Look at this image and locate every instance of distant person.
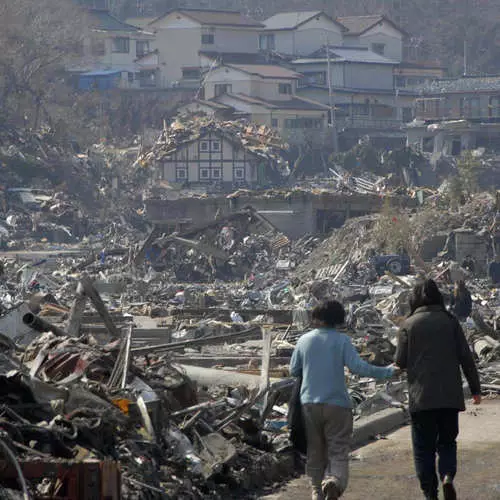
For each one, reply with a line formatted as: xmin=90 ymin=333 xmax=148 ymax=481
xmin=461 ymin=254 xmax=475 ymax=274
xmin=395 ymin=279 xmax=481 ymax=500
xmin=290 ymin=300 xmax=397 ymax=500
xmin=489 ymin=255 xmax=500 ymax=286
xmin=450 ymin=280 xmax=472 ymax=321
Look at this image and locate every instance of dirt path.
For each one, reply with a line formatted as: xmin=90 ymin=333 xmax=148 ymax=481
xmin=261 ymin=398 xmax=500 ymax=500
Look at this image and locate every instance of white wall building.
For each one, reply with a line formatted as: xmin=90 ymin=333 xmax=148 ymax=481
xmin=337 ymin=15 xmax=405 ymax=62
xmin=200 ymin=64 xmax=329 ymax=142
xmin=148 ymin=9 xmax=262 ymax=87
xmin=71 ymin=8 xmax=157 ymax=89
xmin=260 ymin=11 xmax=345 ymax=56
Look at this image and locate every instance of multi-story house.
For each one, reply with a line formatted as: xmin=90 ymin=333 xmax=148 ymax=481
xmin=186 ymin=63 xmax=330 ymax=144
xmin=408 ymin=75 xmax=500 ymax=155
xmin=259 ymin=11 xmax=345 ymax=56
xmin=292 ymin=46 xmax=415 ymax=142
xmin=71 ymin=8 xmax=158 ymax=89
xmin=337 ymin=15 xmax=405 ymax=62
xmin=156 ymin=127 xmax=274 ymax=188
xmin=147 ymin=9 xmax=263 ymax=88
xmin=394 ymin=61 xmax=446 ymax=90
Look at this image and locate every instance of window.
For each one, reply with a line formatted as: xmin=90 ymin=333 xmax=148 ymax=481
xmin=489 ymin=96 xmax=500 ymax=117
xmin=402 ymin=107 xmax=413 ymax=122
xmin=176 ymin=168 xmax=187 ymax=180
xmin=136 ymin=40 xmax=150 ymax=57
xmin=201 ymin=33 xmax=214 ymax=44
xmin=279 ymin=83 xmax=292 ymax=95
xmin=407 ymin=77 xmax=425 ymax=86
xmin=299 ymin=71 xmax=327 ymax=87
xmin=212 ymin=141 xmax=220 ymax=151
xmin=128 ymin=72 xmax=134 ymax=83
xmin=214 ymin=84 xmax=232 ymax=97
xmin=212 ymin=168 xmax=221 ymax=179
xmin=394 ymin=75 xmax=406 ymax=88
xmin=91 ymin=38 xmax=106 ymax=56
xmin=461 ymin=97 xmax=481 ymax=118
xmin=200 ymin=141 xmax=209 ymax=151
xmin=271 ymin=118 xmax=278 ymax=128
xmin=200 ymin=168 xmax=209 ymax=179
xmin=182 ymin=68 xmax=201 ymax=80
xmin=113 ymin=37 xmax=130 ymax=53
xmin=234 ymin=167 xmax=245 ymax=180
xmin=259 ymin=34 xmax=276 ymax=50
xmin=139 ymin=70 xmax=157 ymax=88
xmin=284 ymin=118 xmax=323 ymax=129
xmin=371 ymin=43 xmax=386 ymax=55
xmin=469 ymin=97 xmax=480 ymax=117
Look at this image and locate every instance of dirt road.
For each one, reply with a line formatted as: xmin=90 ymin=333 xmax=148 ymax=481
xmin=261 ymin=398 xmax=500 ymax=500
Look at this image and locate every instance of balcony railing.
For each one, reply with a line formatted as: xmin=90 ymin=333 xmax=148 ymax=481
xmin=415 ymin=106 xmax=500 ymax=121
xmin=339 ymin=116 xmax=403 ymax=130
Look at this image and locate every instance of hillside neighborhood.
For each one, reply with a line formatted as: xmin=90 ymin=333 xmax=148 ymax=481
xmin=72 ymin=7 xmax=444 ymax=149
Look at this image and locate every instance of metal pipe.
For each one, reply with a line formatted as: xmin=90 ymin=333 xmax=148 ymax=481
xmin=131 ymin=326 xmax=262 ymax=355
xmin=22 ymin=312 xmax=67 ymax=337
xmin=0 ymin=436 xmax=31 ymax=500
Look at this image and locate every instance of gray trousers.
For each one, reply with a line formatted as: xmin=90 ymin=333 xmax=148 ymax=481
xmin=303 ymin=404 xmax=353 ymax=495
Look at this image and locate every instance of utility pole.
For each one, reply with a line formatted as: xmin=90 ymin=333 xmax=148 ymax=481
xmin=463 ymin=39 xmax=468 ymax=76
xmin=325 ymin=37 xmax=339 ymax=153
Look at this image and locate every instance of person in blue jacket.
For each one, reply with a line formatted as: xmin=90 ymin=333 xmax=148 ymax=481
xmin=290 ymin=300 xmax=397 ymax=500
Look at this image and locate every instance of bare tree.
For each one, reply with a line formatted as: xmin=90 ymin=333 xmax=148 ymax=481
xmin=0 ymin=0 xmax=87 ymax=130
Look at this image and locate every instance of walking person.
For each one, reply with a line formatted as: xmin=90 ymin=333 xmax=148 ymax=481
xmin=395 ymin=279 xmax=481 ymax=500
xmin=290 ymin=300 xmax=397 ymax=500
xmin=450 ymin=280 xmax=472 ymax=321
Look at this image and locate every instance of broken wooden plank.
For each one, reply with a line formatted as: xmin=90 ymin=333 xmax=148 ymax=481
xmin=120 ymin=324 xmax=133 ymax=389
xmin=66 ymin=282 xmax=88 ymax=336
xmin=80 ymin=274 xmax=120 ymax=339
xmin=131 ymin=326 xmax=261 ymax=355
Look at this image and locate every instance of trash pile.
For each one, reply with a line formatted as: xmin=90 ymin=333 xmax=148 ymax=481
xmin=0 ymin=122 xmax=499 ymax=498
xmin=135 ymin=116 xmax=290 ymax=176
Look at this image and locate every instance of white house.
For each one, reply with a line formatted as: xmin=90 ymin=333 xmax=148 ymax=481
xmin=337 ymin=15 xmax=406 ymax=62
xmin=73 ymin=8 xmax=157 ymax=89
xmin=68 ymin=8 xmax=157 ymax=89
xmin=147 ymin=9 xmax=263 ymax=87
xmin=157 ymin=129 xmax=273 ymax=187
xmin=260 ymin=11 xmax=345 ymax=56
xmin=201 ymin=64 xmax=330 ymax=142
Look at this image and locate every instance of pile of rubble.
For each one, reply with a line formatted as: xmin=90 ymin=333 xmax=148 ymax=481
xmin=135 ymin=116 xmax=290 ymax=174
xmin=0 ymin=125 xmax=498 ymax=498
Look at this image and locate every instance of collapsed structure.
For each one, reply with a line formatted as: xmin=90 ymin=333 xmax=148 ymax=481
xmin=136 ymin=116 xmax=290 ymax=189
xmin=0 ymin=122 xmax=498 ymax=499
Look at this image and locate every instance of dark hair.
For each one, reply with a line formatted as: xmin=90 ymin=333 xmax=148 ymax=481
xmin=409 ymin=279 xmax=445 ymax=315
xmin=311 ymin=300 xmax=345 ymax=327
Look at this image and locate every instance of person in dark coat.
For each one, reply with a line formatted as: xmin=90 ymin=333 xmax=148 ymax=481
xmin=489 ymin=255 xmax=500 ymax=286
xmin=450 ymin=280 xmax=472 ymax=321
xmin=395 ymin=279 xmax=481 ymax=500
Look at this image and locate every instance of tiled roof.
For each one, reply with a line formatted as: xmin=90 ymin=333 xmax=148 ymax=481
xmin=152 ymin=9 xmax=263 ymax=27
xmin=419 ymin=75 xmax=500 ymax=94
xmin=221 ymin=93 xmax=329 ymax=111
xmin=299 ymin=46 xmax=398 ymax=65
xmin=227 ymin=64 xmax=302 ymax=79
xmin=263 ymin=11 xmax=345 ymax=31
xmin=337 ymin=15 xmax=384 ymax=35
xmin=200 ymin=52 xmax=273 ymax=65
xmin=87 ymin=9 xmax=140 ymax=32
xmin=125 ymin=17 xmax=157 ymax=28
xmin=337 ymin=15 xmax=405 ymax=35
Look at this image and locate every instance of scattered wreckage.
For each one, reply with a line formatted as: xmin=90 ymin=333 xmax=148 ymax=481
xmin=0 ymin=128 xmax=498 ymax=498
